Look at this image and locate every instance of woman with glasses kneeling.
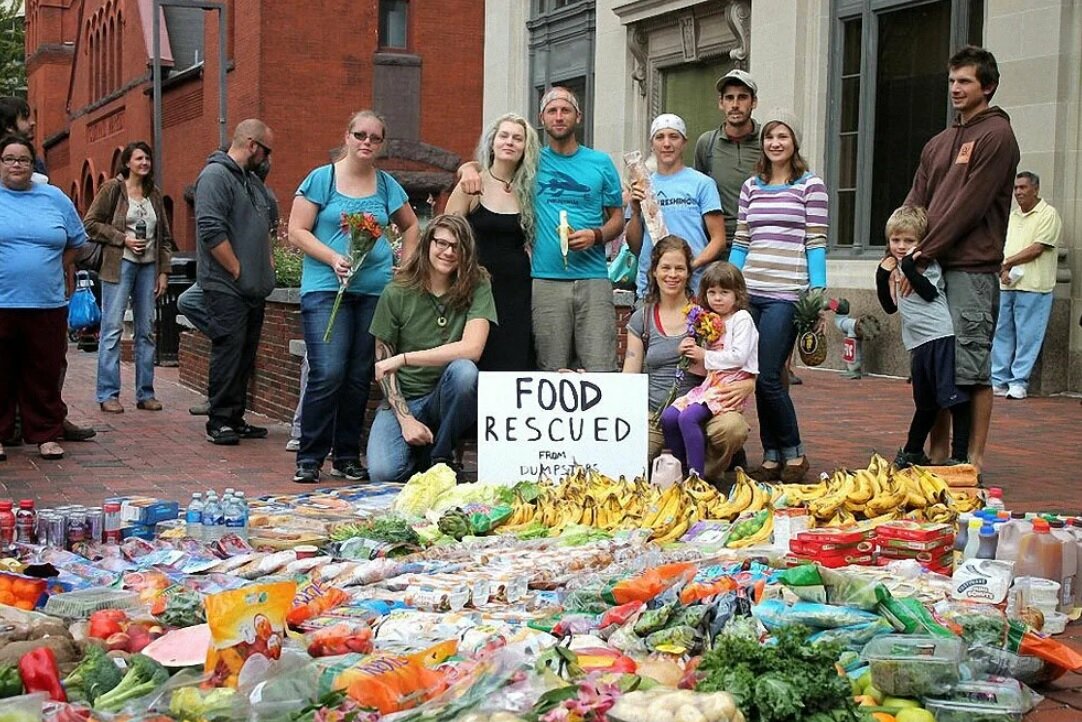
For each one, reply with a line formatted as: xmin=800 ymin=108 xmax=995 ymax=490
xmin=366 ymin=214 xmax=496 ymax=483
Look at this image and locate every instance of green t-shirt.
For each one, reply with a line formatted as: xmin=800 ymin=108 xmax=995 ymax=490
xmin=369 ymin=279 xmax=498 ymax=399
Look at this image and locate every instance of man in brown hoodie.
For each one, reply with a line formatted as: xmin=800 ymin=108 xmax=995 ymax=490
xmin=905 ymin=46 xmax=1020 ymax=472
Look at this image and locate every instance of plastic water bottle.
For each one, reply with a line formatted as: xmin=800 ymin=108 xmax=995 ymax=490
xmin=223 ymin=494 xmax=245 ymax=540
xmin=234 ymin=491 xmax=250 ymax=542
xmin=185 ymin=493 xmax=204 ymax=541
xmin=202 ymin=492 xmax=223 ymax=542
xmin=987 ymin=487 xmax=1005 ymax=510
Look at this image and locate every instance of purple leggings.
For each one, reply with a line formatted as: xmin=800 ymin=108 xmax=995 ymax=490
xmin=659 ymin=402 xmax=712 ymax=475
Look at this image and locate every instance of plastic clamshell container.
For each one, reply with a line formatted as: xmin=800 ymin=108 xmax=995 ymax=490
xmin=42 ymin=586 xmax=141 ymax=618
xmin=861 ymin=634 xmax=966 ymax=697
xmin=923 ymin=678 xmax=1028 ymax=722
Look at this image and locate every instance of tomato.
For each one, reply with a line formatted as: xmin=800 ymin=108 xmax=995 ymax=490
xmin=89 ymin=608 xmax=129 ymax=638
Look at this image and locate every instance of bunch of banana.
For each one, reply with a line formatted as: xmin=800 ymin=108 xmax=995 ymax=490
xmin=808 ymin=471 xmax=851 ymax=521
xmin=777 ymin=480 xmax=829 ymax=507
xmin=702 ymin=470 xmax=754 ymax=520
xmin=500 ymin=498 xmax=538 ymax=529
xmin=653 ymin=506 xmax=699 ymax=544
xmin=684 ymin=472 xmax=723 ymax=520
xmin=643 ymin=483 xmax=691 ymax=540
xmin=947 ymin=490 xmax=982 ymax=513
xmin=925 ymin=503 xmax=958 ymax=524
xmin=864 ymin=469 xmax=908 ymax=517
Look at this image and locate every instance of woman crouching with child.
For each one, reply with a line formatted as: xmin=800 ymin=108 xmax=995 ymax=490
xmin=660 ymin=262 xmax=759 ymax=477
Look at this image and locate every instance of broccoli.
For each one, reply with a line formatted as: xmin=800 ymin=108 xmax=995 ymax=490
xmin=63 ymin=646 xmax=124 ymax=705
xmin=93 ymin=653 xmax=169 ymax=712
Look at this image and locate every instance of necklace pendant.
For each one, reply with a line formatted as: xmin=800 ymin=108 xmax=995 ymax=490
xmin=437 ymin=316 xmax=448 ymax=328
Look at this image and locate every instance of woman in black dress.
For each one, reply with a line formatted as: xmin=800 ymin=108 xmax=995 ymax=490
xmin=446 ymin=113 xmax=540 ymax=370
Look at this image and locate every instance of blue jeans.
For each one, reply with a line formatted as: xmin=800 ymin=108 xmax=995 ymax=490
xmin=97 ymin=260 xmax=157 ymax=403
xmin=991 ymin=289 xmax=1054 ymax=390
xmin=748 ymin=295 xmax=803 ymax=462
xmin=298 ymin=291 xmax=378 ymax=467
xmin=366 ymin=359 xmax=479 ymax=482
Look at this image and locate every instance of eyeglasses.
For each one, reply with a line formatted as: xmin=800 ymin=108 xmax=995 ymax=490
xmin=350 ymin=131 xmax=384 ymax=144
xmin=250 ymin=138 xmax=272 ymax=156
xmin=1 ymin=156 xmax=33 ymax=167
xmin=432 ymin=238 xmax=459 ymax=254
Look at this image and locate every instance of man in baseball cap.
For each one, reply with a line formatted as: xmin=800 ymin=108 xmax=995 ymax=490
xmin=694 ymin=68 xmax=761 ymax=259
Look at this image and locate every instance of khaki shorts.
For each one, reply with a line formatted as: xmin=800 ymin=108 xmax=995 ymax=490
xmin=648 ymin=410 xmax=749 ymax=483
xmin=532 ymin=278 xmax=617 ymax=372
xmin=943 ymin=270 xmax=999 ymax=386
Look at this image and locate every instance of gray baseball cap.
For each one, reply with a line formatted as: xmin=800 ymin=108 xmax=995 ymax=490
xmin=715 ymin=69 xmax=758 ymax=96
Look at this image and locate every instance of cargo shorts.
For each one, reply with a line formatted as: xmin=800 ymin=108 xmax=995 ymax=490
xmin=943 ymin=270 xmax=999 ymax=386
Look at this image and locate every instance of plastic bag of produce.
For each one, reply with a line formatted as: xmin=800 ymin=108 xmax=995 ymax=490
xmin=607 ymin=619 xmax=649 ymax=656
xmin=806 ymin=617 xmax=894 ymax=649
xmin=932 ymin=600 xmax=1009 ymax=647
xmin=876 ymin=595 xmax=956 ymax=638
xmin=777 ymin=565 xmax=886 ymax=610
xmin=752 ymin=599 xmax=880 ymax=630
xmin=317 ymin=652 xmax=448 ymax=714
xmin=633 ymin=601 xmax=677 ymax=636
xmin=645 ymin=624 xmax=701 ymax=655
xmin=204 ymin=580 xmax=295 ymax=688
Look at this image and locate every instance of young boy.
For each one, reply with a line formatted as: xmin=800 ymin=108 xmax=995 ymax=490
xmin=876 ymin=206 xmax=971 ymax=467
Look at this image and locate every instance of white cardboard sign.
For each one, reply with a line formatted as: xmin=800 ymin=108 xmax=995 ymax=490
xmin=478 ymin=371 xmax=649 ymax=482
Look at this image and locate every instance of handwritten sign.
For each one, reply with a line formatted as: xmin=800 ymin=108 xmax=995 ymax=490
xmin=478 ymin=372 xmax=649 ymax=482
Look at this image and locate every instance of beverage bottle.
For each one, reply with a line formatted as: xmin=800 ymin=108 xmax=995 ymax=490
xmin=953 ymin=512 xmax=972 ymax=568
xmin=995 ymin=517 xmax=1033 ymax=562
xmin=219 ymin=491 xmax=234 ymax=539
xmin=651 ymin=450 xmax=682 ymax=489
xmin=234 ymin=491 xmax=249 ymax=542
xmin=223 ymin=494 xmax=245 ymax=539
xmin=0 ymin=500 xmax=15 ymax=549
xmin=202 ymin=493 xmax=222 ymax=542
xmin=962 ymin=517 xmax=982 ymax=560
xmin=975 ymin=523 xmax=999 ymax=559
xmin=185 ymin=493 xmax=205 ymax=541
xmin=1049 ymin=519 xmax=1078 ymax=612
xmin=134 ymin=218 xmax=147 ymax=255
xmin=15 ymin=500 xmax=37 ymax=544
xmin=986 ymin=487 xmax=1005 ymax=510
xmin=1014 ymin=519 xmax=1063 ymax=599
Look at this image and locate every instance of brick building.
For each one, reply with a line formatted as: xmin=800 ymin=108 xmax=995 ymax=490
xmin=23 ymin=0 xmax=484 ymax=250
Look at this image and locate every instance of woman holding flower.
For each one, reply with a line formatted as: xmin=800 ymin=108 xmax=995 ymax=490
xmin=288 ymin=110 xmax=420 ymax=484
xmin=622 ymin=236 xmax=753 ymax=482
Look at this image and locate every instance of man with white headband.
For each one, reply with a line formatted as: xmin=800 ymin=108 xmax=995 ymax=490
xmin=458 ymin=87 xmax=624 ymax=371
xmin=626 ymin=113 xmax=725 ymax=298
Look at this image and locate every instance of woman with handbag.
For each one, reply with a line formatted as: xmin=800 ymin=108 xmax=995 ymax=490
xmin=0 ymin=134 xmax=88 ymax=460
xmin=83 ymin=141 xmax=175 ymax=413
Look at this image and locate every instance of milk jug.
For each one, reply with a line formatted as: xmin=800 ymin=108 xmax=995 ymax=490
xmin=651 ymin=450 xmax=682 ymax=489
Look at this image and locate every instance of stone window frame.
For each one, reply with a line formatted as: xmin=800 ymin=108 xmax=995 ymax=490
xmin=379 ymin=0 xmax=410 ymax=51
xmin=527 ymin=0 xmax=598 ymax=145
xmin=825 ymin=0 xmax=984 ymax=256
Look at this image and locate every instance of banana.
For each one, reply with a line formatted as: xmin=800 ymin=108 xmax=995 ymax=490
xmin=654 ymin=507 xmax=697 ymax=544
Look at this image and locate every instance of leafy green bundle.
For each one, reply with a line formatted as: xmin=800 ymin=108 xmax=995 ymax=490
xmin=696 ymin=624 xmax=862 ymax=722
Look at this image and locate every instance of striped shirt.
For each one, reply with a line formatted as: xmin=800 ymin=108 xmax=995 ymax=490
xmin=732 ymin=172 xmax=829 ymax=301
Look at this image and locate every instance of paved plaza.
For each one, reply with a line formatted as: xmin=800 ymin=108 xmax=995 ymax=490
xmin=1 ymin=348 xmax=1080 ymax=718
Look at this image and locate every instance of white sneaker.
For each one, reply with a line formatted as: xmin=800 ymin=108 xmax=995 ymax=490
xmin=992 ymin=385 xmax=1009 ymax=397
xmin=1006 ymin=384 xmax=1027 ymax=399
xmin=285 ymin=438 xmax=300 ymax=451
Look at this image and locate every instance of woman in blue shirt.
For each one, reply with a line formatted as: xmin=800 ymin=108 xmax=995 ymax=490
xmin=0 ymin=135 xmax=88 ymax=461
xmin=287 ymin=110 xmax=420 ymax=484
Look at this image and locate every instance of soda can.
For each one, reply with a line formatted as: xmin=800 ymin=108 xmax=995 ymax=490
xmin=46 ymin=512 xmax=67 ymax=549
xmin=85 ymin=507 xmax=104 ymax=544
xmin=66 ymin=510 xmax=87 ymax=547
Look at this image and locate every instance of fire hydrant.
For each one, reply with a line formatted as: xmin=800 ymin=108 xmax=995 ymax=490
xmin=828 ymin=298 xmax=881 ymax=380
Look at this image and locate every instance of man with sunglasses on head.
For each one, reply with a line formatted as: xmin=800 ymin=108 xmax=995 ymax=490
xmin=194 ymin=119 xmax=278 ymax=445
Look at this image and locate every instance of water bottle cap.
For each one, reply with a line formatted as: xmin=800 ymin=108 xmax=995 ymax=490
xmin=979 ymin=523 xmax=996 ymax=535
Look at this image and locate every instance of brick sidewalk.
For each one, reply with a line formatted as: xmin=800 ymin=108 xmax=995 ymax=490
xmin=1 ymin=347 xmax=1080 ymax=717
xmin=2 ymin=346 xmax=1078 ymax=512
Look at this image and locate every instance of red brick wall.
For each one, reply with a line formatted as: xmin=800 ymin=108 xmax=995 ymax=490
xmin=179 ymin=297 xmax=636 ymax=423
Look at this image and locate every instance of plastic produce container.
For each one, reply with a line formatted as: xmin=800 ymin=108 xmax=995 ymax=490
xmin=923 ymin=678 xmax=1029 ymax=722
xmin=42 ymin=586 xmax=141 ymax=618
xmin=861 ymin=634 xmax=966 ymax=697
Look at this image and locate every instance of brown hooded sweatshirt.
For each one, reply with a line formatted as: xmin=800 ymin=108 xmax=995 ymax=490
xmin=905 ymin=106 xmax=1020 ymax=273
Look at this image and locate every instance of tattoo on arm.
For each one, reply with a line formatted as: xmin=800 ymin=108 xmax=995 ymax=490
xmin=375 ymin=340 xmax=411 ymax=418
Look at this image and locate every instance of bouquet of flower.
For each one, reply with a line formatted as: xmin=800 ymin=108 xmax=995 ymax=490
xmin=323 ymin=211 xmax=385 ymax=342
xmin=650 ymin=303 xmax=726 ymax=427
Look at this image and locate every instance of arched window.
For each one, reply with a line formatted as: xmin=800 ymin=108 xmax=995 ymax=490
xmin=111 ymin=147 xmax=123 ymax=176
xmin=116 ymin=11 xmax=124 ymax=90
xmin=70 ymin=183 xmax=81 ymax=214
xmin=82 ymin=174 xmax=95 ymax=212
xmin=108 ymin=16 xmax=116 ymax=92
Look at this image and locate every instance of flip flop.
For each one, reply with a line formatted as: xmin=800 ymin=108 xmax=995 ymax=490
xmin=38 ymin=442 xmax=64 ymax=460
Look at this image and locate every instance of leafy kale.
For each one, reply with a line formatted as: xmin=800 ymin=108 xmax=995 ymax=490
xmin=696 ymin=624 xmax=861 ymax=722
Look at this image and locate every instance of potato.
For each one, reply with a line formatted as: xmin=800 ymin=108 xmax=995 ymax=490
xmin=674 ymin=704 xmax=708 ymax=722
xmin=698 ymin=692 xmax=738 ymax=722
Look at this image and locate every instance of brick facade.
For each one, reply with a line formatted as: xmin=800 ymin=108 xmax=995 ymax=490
xmin=25 ymin=0 xmax=485 ymax=250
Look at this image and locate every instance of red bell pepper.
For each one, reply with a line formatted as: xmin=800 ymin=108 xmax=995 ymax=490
xmin=18 ymin=646 xmax=67 ymax=702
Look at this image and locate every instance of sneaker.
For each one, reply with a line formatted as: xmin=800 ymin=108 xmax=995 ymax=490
xmin=293 ymin=465 xmax=320 ymax=483
xmin=206 ymin=426 xmax=240 ymax=445
xmin=992 ymin=385 xmax=1009 ymax=398
xmin=894 ymin=448 xmax=932 ymax=469
xmin=189 ymin=400 xmax=211 ymax=416
xmin=235 ymin=422 xmax=268 ymax=439
xmin=727 ymin=448 xmax=748 ymax=472
xmin=330 ymin=460 xmax=369 ymax=481
xmin=1006 ymin=384 xmax=1027 ymax=400
xmin=430 ymin=457 xmax=464 ymax=479
xmin=285 ymin=438 xmax=300 ymax=452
